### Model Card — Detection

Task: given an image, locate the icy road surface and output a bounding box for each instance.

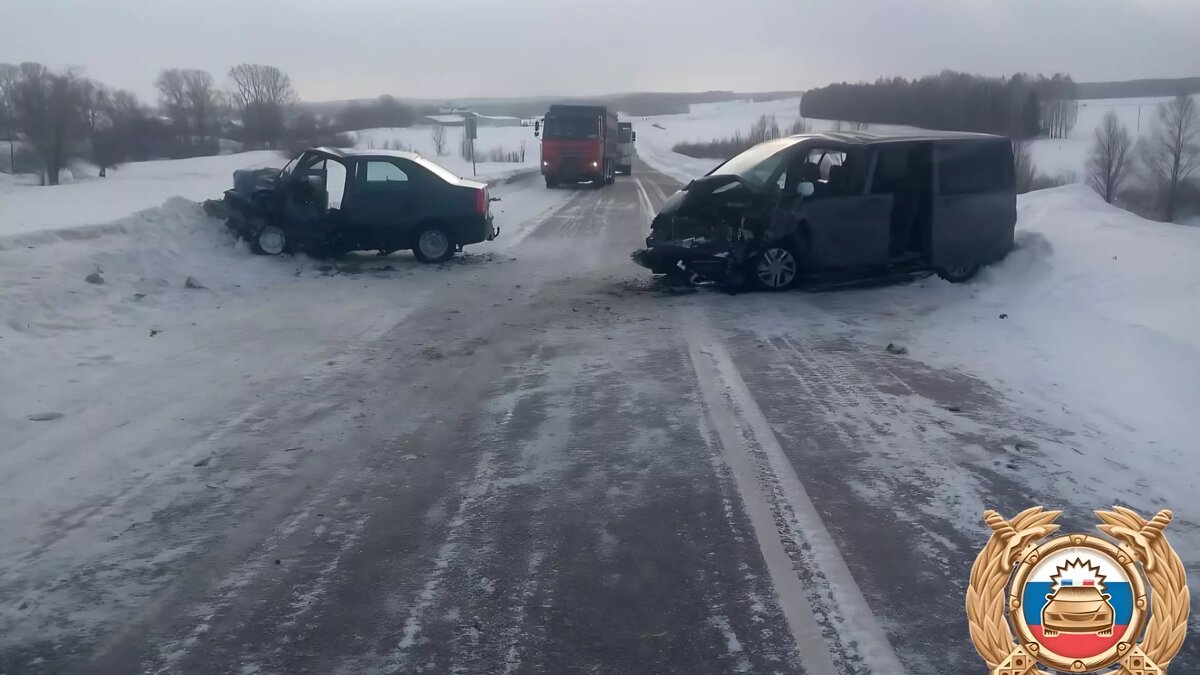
[2,165,1199,674]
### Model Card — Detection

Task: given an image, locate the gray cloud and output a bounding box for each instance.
[2,0,1197,102]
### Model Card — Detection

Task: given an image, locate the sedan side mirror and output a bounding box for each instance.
[798,181,815,197]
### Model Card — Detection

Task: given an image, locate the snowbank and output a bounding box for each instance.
[930,185,1199,447]
[830,185,1200,493]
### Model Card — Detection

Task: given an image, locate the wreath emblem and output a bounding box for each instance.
[966,507,1189,674]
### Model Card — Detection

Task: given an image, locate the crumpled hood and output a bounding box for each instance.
[231,167,281,195]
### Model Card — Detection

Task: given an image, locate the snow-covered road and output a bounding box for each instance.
[2,158,1199,673]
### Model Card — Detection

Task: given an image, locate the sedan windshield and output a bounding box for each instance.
[708,138,798,190]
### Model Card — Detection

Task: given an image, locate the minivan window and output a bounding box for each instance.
[938,141,1014,194]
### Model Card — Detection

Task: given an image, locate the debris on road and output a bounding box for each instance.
[193,457,211,467]
[85,272,105,285]
[150,329,161,337]
[27,411,65,422]
[184,276,207,290]
[999,313,1009,319]
[885,343,909,355]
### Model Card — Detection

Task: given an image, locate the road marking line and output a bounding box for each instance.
[633,176,657,219]
[685,313,906,674]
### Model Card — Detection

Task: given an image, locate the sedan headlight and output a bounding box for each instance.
[592,161,599,168]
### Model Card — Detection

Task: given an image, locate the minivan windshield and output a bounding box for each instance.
[707,138,798,190]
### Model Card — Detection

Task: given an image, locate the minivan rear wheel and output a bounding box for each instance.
[750,247,799,290]
[937,263,980,283]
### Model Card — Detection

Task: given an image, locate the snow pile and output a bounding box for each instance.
[0,199,292,343]
[0,151,281,237]
[928,185,1199,446]
[351,124,540,180]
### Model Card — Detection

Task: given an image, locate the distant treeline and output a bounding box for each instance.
[801,71,1079,139]
[1076,77,1200,100]
[301,91,807,121]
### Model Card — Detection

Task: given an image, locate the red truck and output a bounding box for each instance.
[536,104,619,188]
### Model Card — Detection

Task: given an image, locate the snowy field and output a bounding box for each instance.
[1028,97,1173,180]
[631,95,1180,188]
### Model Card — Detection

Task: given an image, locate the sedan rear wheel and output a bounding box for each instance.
[751,247,799,290]
[413,225,455,264]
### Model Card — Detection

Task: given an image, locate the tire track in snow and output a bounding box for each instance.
[684,309,906,675]
[382,348,549,674]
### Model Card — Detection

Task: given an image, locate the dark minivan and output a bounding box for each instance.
[207,147,499,263]
[632,130,1017,289]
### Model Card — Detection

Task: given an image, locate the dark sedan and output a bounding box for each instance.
[206,147,499,262]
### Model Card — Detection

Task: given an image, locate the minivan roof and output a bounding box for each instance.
[785,129,1008,145]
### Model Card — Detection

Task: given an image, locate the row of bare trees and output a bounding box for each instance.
[1086,95,1199,222]
[0,61,297,184]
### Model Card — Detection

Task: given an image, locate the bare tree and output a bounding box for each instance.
[430,124,447,155]
[155,68,190,148]
[1086,111,1132,204]
[181,69,219,149]
[4,63,88,185]
[1138,95,1200,222]
[227,64,296,149]
[0,63,19,172]
[1012,140,1036,194]
[1041,99,1079,139]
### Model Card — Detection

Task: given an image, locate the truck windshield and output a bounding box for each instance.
[543,117,599,140]
[708,138,797,191]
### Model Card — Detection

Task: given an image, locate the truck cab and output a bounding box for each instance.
[537,104,619,188]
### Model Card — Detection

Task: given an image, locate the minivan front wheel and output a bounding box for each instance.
[937,263,980,283]
[413,225,455,264]
[751,247,799,290]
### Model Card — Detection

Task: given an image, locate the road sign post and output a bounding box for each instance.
[465,117,478,176]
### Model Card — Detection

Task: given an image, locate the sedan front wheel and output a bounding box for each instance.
[251,223,288,256]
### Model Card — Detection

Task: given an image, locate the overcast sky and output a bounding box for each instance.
[3,0,1198,103]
